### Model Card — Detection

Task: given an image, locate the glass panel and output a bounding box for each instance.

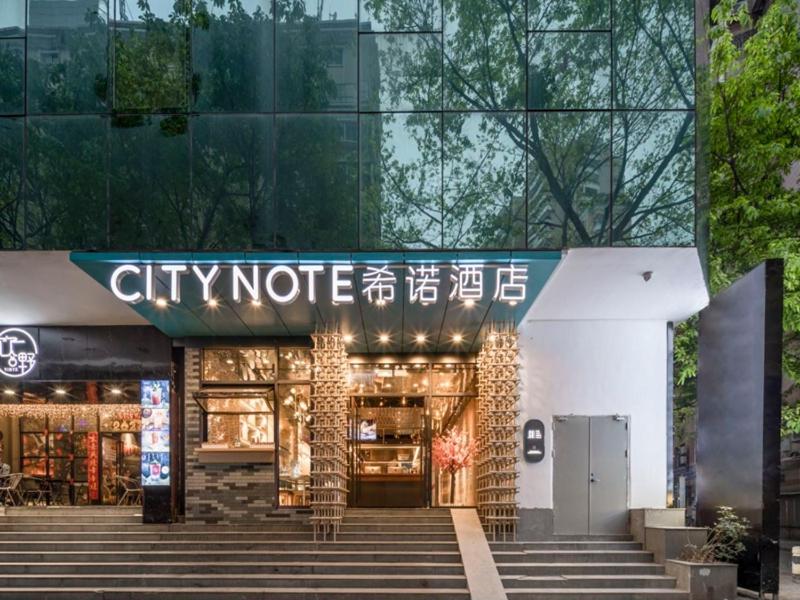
[443,112,525,248]
[74,433,89,456]
[113,0,190,111]
[359,33,441,111]
[205,395,274,447]
[443,0,524,110]
[527,111,610,247]
[278,348,312,380]
[192,0,274,112]
[0,118,24,248]
[202,348,277,382]
[431,396,476,506]
[360,112,442,249]
[49,457,72,480]
[49,433,72,456]
[49,416,72,433]
[22,433,46,456]
[20,417,46,432]
[276,0,357,111]
[100,382,140,404]
[74,414,98,432]
[613,0,693,109]
[99,405,141,432]
[27,0,109,113]
[612,110,694,246]
[26,116,108,249]
[528,32,610,110]
[109,115,189,249]
[191,115,274,249]
[0,0,25,36]
[22,458,47,477]
[432,364,476,394]
[360,0,441,32]
[529,0,610,31]
[277,384,311,506]
[0,39,24,114]
[275,115,358,249]
[74,458,89,480]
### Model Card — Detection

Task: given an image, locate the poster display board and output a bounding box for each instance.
[140,380,170,486]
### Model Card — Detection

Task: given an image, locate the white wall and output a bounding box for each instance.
[518,319,668,510]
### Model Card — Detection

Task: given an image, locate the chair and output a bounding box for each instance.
[0,473,24,506]
[20,476,47,506]
[117,476,142,506]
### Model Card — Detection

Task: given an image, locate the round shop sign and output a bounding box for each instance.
[0,328,38,378]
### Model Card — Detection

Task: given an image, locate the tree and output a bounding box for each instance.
[432,426,477,504]
[673,0,800,439]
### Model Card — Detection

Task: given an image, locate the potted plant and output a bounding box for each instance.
[665,506,749,600]
[432,427,476,505]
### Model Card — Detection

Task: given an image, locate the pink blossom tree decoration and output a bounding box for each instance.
[432,427,477,505]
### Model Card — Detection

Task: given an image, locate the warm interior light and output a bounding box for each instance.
[375,299,386,307]
[251,299,262,307]
[452,333,463,344]
[55,388,67,395]
[343,334,353,343]
[207,298,218,307]
[415,333,426,344]
[464,299,475,307]
[509,300,518,306]
[378,333,389,343]
[111,388,122,396]
[155,298,168,307]
[488,334,497,342]
[3,389,15,396]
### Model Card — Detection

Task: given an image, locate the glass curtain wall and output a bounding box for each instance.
[0,0,694,251]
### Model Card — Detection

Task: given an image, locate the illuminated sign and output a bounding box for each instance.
[109,262,529,307]
[0,328,38,378]
[141,380,170,486]
[523,419,546,464]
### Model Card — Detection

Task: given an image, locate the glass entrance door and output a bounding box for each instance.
[350,396,428,507]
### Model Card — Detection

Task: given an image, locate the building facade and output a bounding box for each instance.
[0,0,706,538]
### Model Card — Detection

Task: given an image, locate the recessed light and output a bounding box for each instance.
[55,388,67,395]
[3,389,15,396]
[415,334,426,344]
[508,300,518,307]
[464,299,475,307]
[251,299,262,307]
[378,334,390,344]
[111,388,122,395]
[343,334,354,343]
[375,299,386,307]
[452,334,463,344]
[155,298,168,307]
[208,298,218,307]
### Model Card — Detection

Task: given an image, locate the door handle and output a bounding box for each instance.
[590,473,598,483]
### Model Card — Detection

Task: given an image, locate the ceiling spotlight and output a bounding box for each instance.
[378,333,390,344]
[375,299,386,307]
[155,298,168,308]
[111,388,122,396]
[55,388,67,396]
[208,298,218,307]
[508,300,518,307]
[3,389,15,396]
[452,333,463,344]
[464,299,475,307]
[343,334,354,344]
[251,299,262,307]
[415,333,426,344]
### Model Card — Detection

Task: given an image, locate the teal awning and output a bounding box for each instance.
[71,251,562,353]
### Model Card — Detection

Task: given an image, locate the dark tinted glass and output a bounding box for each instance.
[277,1,357,111]
[113,0,190,111]
[109,115,190,249]
[443,0,524,110]
[0,39,24,114]
[27,0,109,113]
[26,116,108,249]
[360,112,442,249]
[192,0,274,112]
[0,118,24,248]
[529,0,610,31]
[359,33,442,111]
[275,115,357,249]
[528,32,610,110]
[444,113,525,248]
[614,0,694,109]
[528,111,610,247]
[612,111,694,246]
[360,0,442,32]
[191,114,275,249]
[0,0,25,37]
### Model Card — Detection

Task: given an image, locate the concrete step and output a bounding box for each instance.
[0,531,457,542]
[0,561,466,576]
[0,523,309,532]
[0,540,460,552]
[0,573,468,589]
[339,522,455,532]
[0,550,464,563]
[505,589,688,600]
[0,515,143,524]
[492,541,643,551]
[0,588,471,599]
[493,550,655,564]
[496,563,666,576]
[502,575,679,589]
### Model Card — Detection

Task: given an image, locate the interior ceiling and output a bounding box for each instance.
[71,251,562,354]
[525,247,709,322]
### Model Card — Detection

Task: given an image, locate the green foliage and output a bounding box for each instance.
[674,0,800,435]
[681,506,750,563]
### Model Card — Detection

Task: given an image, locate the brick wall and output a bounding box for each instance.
[184,348,277,524]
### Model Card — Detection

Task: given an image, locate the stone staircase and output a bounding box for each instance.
[0,506,469,599]
[491,535,690,600]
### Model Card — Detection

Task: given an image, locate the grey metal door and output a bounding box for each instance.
[589,416,629,535]
[553,416,590,535]
[553,415,628,535]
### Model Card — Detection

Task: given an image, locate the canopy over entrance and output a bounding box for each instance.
[70,251,562,353]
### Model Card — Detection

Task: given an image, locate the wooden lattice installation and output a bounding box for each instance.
[476,325,520,541]
[309,329,349,542]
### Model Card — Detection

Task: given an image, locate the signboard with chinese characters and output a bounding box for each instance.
[0,328,38,378]
[141,380,170,486]
[523,419,546,463]
[108,262,530,308]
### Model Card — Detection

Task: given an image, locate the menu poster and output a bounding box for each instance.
[140,380,170,486]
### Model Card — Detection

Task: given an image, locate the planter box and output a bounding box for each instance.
[645,526,708,564]
[666,559,738,600]
[630,508,686,543]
